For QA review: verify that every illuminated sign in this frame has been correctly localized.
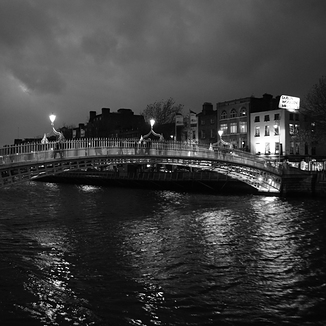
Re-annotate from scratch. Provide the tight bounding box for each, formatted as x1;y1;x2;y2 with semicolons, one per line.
278;95;300;112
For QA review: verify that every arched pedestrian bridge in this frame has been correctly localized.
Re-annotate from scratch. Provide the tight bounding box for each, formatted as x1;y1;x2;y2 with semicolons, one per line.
0;138;285;193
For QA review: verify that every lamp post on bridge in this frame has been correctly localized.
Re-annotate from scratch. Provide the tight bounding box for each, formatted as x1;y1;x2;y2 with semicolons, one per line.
49;113;65;159
218;130;223;143
150;118;155;131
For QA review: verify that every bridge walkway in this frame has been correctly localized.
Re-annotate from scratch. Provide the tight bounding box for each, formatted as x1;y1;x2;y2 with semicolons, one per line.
0;139;283;192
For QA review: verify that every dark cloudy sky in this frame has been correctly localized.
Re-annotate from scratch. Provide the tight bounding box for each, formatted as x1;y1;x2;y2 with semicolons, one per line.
1;0;326;146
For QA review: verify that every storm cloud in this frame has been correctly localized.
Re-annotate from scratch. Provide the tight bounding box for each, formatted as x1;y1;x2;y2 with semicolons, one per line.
1;0;326;145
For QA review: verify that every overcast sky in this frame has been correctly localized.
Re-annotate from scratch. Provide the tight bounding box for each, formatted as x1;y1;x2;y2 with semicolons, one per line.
1;0;326;146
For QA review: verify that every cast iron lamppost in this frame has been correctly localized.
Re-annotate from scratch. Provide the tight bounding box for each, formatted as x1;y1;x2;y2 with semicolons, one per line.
218;130;223;142
49;113;65;158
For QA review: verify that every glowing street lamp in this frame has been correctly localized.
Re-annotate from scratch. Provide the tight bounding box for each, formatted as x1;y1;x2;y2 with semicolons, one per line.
150;119;155;129
49;114;56;125
218;130;223;139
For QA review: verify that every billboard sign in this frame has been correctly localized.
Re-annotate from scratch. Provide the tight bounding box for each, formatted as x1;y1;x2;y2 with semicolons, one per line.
278;95;300;112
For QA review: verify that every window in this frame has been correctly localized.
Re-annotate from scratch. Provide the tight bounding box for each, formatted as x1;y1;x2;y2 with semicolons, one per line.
230;109;237;118
265;125;270;136
240;107;246;116
274;125;279;136
275;142;280;154
210;118;215;124
220;123;227;133
239;121;247;133
201;130;206;139
221;110;227;119
254;116;260;122
210;129;215;138
274;113;280;120
290;141;294;154
201;120;205;125
265;142;270;155
289;123;298;135
264;115;270;122
255;143;261;154
295;114;299;121
255;126;260;137
294;124;299;134
230;122;237;133
295;143;300;154
289;113;294;120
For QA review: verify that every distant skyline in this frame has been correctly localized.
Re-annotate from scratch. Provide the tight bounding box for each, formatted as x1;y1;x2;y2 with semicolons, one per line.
1;0;326;146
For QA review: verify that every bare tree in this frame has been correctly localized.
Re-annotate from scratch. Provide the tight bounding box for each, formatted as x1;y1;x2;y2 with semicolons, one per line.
141;98;184;125
301;76;326;125
300;76;326;143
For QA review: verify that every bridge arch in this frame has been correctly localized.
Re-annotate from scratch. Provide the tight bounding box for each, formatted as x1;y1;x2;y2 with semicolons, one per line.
0;138;283;193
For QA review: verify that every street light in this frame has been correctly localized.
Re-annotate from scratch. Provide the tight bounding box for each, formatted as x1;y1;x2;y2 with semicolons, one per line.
49;113;64;159
218;130;223;140
150;119;155;129
49;114;56;125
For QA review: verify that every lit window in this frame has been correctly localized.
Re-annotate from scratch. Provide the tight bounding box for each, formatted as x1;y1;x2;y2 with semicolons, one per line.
255;143;261;154
289;124;294;135
255;126;260;137
220;123;228;133
240;107;246;116
265;125;270;136
265;142;270;155
230;122;237;133
239;121;247;133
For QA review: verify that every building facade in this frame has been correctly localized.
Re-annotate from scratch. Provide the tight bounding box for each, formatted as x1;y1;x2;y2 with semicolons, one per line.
85;108;147;139
216;97;251;150
197;102;217;146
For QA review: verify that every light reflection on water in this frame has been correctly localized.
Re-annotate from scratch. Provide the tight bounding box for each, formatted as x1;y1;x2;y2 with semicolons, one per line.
0;183;325;325
19;228;92;325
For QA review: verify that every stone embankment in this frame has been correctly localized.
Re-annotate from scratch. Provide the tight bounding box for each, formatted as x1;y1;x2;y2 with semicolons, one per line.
281;170;326;197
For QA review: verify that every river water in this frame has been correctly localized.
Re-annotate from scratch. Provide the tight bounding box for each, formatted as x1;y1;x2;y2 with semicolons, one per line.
0;181;325;326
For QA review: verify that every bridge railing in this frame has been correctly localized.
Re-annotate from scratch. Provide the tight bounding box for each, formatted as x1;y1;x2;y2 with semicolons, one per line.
0;138;280;174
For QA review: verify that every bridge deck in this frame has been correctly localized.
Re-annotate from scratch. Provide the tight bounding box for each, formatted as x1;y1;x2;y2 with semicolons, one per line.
0;139;283;192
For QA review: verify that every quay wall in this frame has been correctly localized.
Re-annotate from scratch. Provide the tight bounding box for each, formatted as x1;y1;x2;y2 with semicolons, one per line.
281;171;326;197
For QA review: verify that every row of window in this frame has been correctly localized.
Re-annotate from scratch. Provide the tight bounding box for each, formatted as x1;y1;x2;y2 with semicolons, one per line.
254;113;280;122
254;124;299;137
255;142;301;155
254;113;300;122
220;122;247;134
200;130;217;139
220;107;247;119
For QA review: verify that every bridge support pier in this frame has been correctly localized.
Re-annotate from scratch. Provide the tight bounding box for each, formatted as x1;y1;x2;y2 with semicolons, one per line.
281;173;316;196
